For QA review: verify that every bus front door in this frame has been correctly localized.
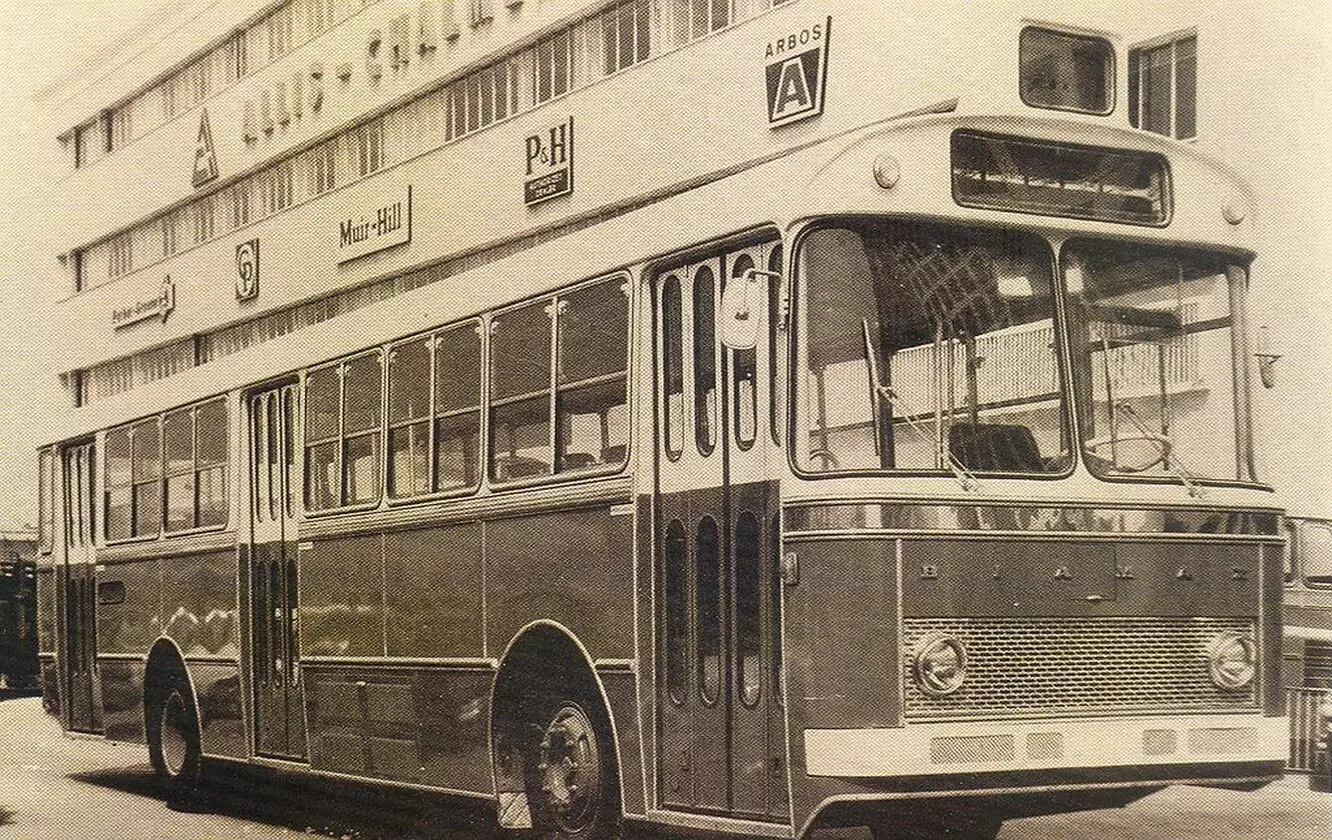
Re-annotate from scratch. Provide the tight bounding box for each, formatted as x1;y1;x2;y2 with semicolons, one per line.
61;441;101;734
247;385;307;760
654;243;787;820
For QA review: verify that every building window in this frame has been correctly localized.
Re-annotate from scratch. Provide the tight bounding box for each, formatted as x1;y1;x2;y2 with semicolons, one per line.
262;161;294;215
108;233;134;279
305;351;383;511
1129;34;1197;140
352;119;386;176
71;250;85;292
469;0;494;28
191;196;216;244
161;213;179;258
163;399;228;532
309;138;338;195
104;419;161;541
189;56;214;105
1019;27;1113;114
602;0;651;75
305;0;337;37
534;30;573;103
267;4;295;60
229;181;253;229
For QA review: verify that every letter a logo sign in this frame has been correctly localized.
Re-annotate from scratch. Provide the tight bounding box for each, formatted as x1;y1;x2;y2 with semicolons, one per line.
192;109;219;188
764;17;831;128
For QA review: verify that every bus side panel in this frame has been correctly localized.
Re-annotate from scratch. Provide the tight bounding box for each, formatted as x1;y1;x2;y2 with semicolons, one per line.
303;663;494;793
486;505;634;659
159;549;240;658
384;524;485;658
599;667;646;815
97;559;162;654
783;537;901;832
301;535;385;656
99;658;145;742
190;662;245;758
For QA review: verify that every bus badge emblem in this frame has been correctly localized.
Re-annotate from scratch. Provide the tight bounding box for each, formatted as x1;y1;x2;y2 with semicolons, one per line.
764;17;831;128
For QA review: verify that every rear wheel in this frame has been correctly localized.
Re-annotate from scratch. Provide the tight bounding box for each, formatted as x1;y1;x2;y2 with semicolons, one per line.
147;677;203;810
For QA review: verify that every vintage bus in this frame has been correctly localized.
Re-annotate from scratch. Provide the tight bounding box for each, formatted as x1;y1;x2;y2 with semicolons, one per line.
36;1;1287;838
1282;515;1332;775
0;532;38;691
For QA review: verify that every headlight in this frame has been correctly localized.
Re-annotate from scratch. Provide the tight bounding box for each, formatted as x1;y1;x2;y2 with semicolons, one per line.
1206;632;1256;690
913;634;968;697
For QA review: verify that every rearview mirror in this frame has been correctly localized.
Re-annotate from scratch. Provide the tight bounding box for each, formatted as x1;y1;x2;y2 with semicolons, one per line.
720;269;779;350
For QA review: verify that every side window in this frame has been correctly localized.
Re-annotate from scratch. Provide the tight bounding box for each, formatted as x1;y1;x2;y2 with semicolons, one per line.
693;266;717;455
164;398;228;532
557;278;629;472
132;419;162;538
661;276;685;458
38;448;54;553
1304;522;1332;587
434;323;482;491
489;276;630;483
104;428;132;540
305;366;340;510
388;337;432;498
343;353;383;505
731;255;758;449
490;301;554;481
305;352;383;510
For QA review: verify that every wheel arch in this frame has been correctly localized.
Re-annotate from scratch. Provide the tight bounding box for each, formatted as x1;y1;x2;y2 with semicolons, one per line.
488;620;624;803
143;637;200;730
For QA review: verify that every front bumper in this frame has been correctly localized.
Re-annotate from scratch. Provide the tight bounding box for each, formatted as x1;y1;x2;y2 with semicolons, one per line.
805;713;1288;777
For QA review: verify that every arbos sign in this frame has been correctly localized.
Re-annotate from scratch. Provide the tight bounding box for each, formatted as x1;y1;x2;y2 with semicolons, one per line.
764;17;832;128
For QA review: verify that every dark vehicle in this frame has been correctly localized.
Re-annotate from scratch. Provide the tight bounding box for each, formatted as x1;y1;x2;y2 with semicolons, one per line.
1282;516;1332;779
0;533;38;692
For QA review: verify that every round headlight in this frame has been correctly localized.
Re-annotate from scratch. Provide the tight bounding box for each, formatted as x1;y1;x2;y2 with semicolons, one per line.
913;634;968;697
1207;632;1256;690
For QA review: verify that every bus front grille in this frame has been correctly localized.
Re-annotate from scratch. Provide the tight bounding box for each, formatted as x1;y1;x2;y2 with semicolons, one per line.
902;616;1258;719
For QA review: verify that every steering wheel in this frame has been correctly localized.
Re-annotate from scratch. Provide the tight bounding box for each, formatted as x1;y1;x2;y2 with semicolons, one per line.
807;448;841;471
1082;431;1172;473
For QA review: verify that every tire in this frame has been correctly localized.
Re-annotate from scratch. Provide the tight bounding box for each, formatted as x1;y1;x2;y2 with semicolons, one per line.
520;690;620;840
146;677;203;810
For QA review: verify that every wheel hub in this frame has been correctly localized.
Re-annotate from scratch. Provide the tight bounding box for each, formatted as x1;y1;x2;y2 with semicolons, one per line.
536;703;601;832
160;693;189;777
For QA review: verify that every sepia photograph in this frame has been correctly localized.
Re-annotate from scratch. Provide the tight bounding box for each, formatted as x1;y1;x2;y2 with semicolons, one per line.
0;0;1329;837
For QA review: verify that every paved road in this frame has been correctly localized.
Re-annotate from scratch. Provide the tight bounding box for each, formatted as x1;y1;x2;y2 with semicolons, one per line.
1;697;1327;839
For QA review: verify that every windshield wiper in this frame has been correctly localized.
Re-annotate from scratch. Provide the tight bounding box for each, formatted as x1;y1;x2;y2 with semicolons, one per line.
861;319;979;492
1115;402;1206;499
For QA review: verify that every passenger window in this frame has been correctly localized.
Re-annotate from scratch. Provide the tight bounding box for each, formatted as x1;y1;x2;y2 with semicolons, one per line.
131;419;161;538
342;353;382;505
490;301;554;481
1304;524;1332;586
304;352;382;510
697;516;721;704
388;338;432;498
434;323;482;492
736;511;761;706
693;266;717;455
664;519;688;705
731;255;758;449
304;366;340;511
164;398;229;531
163;409;195;531
557;279;629;472
661;276;685;458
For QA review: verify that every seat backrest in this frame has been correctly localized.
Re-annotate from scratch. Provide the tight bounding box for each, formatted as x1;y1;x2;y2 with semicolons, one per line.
948;423;1043;472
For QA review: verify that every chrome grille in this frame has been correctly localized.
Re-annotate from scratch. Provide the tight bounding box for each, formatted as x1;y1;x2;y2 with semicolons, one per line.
903;617;1258;718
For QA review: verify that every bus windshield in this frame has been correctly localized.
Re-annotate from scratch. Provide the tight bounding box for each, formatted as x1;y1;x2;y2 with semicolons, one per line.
800;221;1067;475
1065;239;1245;483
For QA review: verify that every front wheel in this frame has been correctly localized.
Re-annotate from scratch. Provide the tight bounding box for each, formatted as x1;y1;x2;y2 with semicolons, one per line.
147;678;203;810
522;694;620;840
